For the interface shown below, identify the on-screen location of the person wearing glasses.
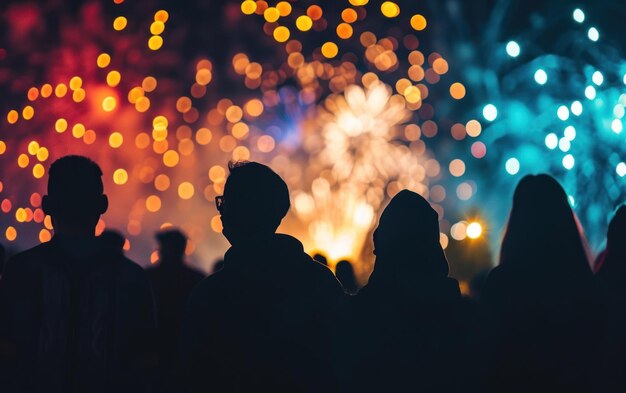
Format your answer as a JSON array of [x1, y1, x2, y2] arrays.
[[180, 161, 344, 393]]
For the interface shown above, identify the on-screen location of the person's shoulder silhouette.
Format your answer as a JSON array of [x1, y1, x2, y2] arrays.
[[0, 155, 156, 393], [181, 161, 343, 393], [597, 205, 626, 288], [350, 190, 480, 393]]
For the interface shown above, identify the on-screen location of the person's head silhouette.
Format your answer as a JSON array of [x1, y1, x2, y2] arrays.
[[99, 230, 126, 255], [156, 229, 187, 263], [216, 161, 290, 246], [335, 259, 358, 294], [370, 190, 449, 287], [500, 174, 590, 275], [42, 155, 108, 236]]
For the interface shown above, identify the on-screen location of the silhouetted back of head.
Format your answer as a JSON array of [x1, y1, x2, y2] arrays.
[[313, 253, 328, 266], [43, 155, 107, 233], [598, 205, 626, 283], [99, 230, 126, 255], [500, 174, 590, 276], [156, 229, 187, 262], [335, 260, 358, 294], [371, 190, 449, 284], [221, 161, 290, 244]]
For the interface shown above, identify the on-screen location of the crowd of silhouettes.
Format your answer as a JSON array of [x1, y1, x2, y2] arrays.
[[0, 154, 625, 393]]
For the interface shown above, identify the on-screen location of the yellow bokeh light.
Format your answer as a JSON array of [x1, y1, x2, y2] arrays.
[[142, 76, 157, 92], [154, 10, 169, 22], [6, 226, 17, 241], [128, 87, 145, 103], [232, 146, 250, 161], [72, 89, 86, 102], [72, 123, 86, 138], [336, 23, 353, 39], [410, 14, 427, 31], [381, 2, 400, 18], [276, 1, 292, 16], [27, 141, 40, 155], [33, 164, 45, 178], [22, 106, 34, 120], [257, 135, 275, 153], [109, 132, 124, 148], [36, 147, 49, 161], [7, 110, 18, 124], [16, 208, 27, 222], [466, 222, 483, 239], [113, 16, 127, 31], [450, 82, 466, 100], [241, 0, 257, 15], [55, 118, 68, 133], [244, 99, 264, 117], [154, 174, 170, 191], [41, 84, 53, 97], [146, 195, 162, 212], [83, 130, 97, 145], [466, 120, 482, 137], [296, 15, 313, 31], [0, 141, 6, 155], [178, 182, 195, 200], [135, 96, 151, 112], [264, 7, 280, 23], [148, 35, 164, 50], [321, 42, 339, 58], [102, 96, 117, 112], [195, 69, 212, 85], [18, 154, 30, 168], [342, 8, 358, 23], [449, 159, 466, 177], [27, 87, 39, 101], [210, 215, 223, 233], [432, 58, 449, 74], [196, 128, 213, 145], [349, 0, 369, 5], [55, 83, 68, 98], [97, 53, 111, 68], [163, 150, 180, 167], [69, 76, 82, 90], [209, 165, 226, 183], [231, 122, 250, 139], [135, 132, 151, 149], [113, 168, 128, 185], [225, 106, 243, 123], [273, 26, 290, 43], [150, 21, 165, 35], [106, 70, 121, 87], [39, 229, 52, 243]]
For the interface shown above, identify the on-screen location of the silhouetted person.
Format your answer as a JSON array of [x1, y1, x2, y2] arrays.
[[313, 253, 328, 266], [99, 229, 126, 256], [350, 190, 482, 393], [595, 205, 626, 392], [147, 229, 204, 393], [481, 174, 604, 393], [180, 161, 344, 393], [335, 260, 359, 295], [469, 268, 490, 301], [0, 155, 156, 393]]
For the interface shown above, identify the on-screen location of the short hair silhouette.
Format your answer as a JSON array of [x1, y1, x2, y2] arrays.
[[99, 230, 126, 254], [335, 259, 358, 294], [499, 174, 590, 275], [313, 253, 328, 266], [220, 161, 290, 243], [42, 155, 108, 230], [156, 229, 187, 261]]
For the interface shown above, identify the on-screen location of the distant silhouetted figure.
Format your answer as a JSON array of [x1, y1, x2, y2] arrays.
[[596, 205, 626, 392], [481, 174, 604, 393], [0, 156, 156, 393], [350, 190, 482, 393], [335, 260, 359, 295], [99, 229, 126, 256], [313, 253, 328, 266], [147, 229, 204, 393], [181, 161, 344, 393]]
